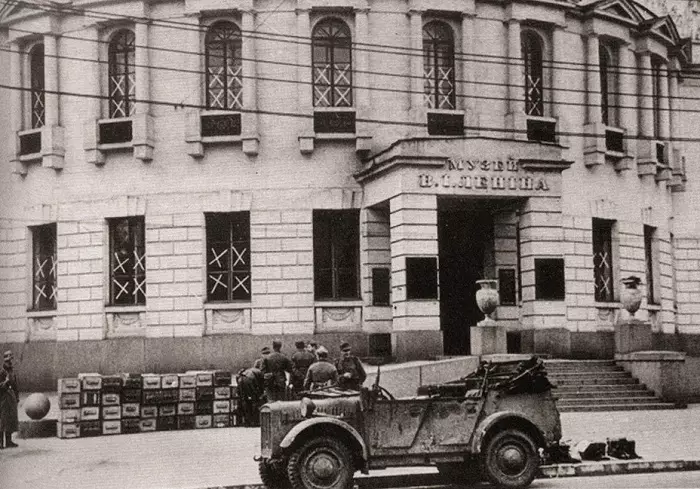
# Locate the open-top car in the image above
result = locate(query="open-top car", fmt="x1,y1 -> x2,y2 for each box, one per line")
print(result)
257,356 -> 561,489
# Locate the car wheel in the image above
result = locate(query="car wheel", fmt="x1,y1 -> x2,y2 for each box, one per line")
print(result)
482,429 -> 539,489
259,459 -> 291,489
436,461 -> 482,484
287,436 -> 353,489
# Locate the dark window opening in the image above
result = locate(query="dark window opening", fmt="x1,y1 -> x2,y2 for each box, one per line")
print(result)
369,333 -> 392,358
313,210 -> 360,300
206,212 -> 251,302
109,216 -> 145,306
522,31 -> 544,117
605,129 -> 624,153
644,225 -> 657,305
31,223 -> 57,311
534,258 -> 565,300
498,268 -> 517,305
201,113 -> 241,137
19,131 -> 42,155
372,267 -> 390,306
406,257 -> 438,300
526,118 -> 556,143
99,119 -> 133,144
29,44 -> 45,129
593,218 -> 615,302
427,112 -> 464,136
314,111 -> 356,133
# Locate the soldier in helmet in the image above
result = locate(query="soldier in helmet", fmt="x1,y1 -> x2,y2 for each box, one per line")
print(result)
0,350 -> 18,448
261,340 -> 292,402
304,347 -> 338,391
290,340 -> 316,398
253,346 -> 271,370
336,341 -> 366,391
236,363 -> 265,427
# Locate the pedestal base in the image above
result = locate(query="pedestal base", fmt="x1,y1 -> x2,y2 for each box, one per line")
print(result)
470,324 -> 507,355
615,318 -> 652,354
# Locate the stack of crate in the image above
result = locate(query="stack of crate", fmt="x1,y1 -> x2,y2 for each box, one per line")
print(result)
56,370 -> 240,438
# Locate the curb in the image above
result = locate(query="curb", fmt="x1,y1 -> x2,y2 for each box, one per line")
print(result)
189,459 -> 700,489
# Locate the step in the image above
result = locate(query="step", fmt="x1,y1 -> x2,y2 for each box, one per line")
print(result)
551,377 -> 639,386
555,390 -> 656,399
558,402 -> 680,412
546,366 -> 625,374
548,370 -> 631,378
555,383 -> 649,392
555,396 -> 663,406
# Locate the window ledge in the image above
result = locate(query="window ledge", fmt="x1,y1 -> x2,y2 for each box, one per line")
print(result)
646,303 -> 662,311
204,302 -> 251,310
595,301 -> 621,308
105,305 -> 146,314
313,107 -> 355,113
19,152 -> 42,163
98,142 -> 133,151
202,135 -> 243,144
26,310 -> 56,318
427,109 -> 464,115
314,300 -> 363,307
315,133 -> 356,141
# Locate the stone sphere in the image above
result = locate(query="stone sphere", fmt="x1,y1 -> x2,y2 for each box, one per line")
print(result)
24,393 -> 51,420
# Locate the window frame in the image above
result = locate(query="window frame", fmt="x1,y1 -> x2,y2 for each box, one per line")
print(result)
311,18 -> 353,108
205,212 -> 251,302
313,209 -> 360,301
651,57 -> 663,139
599,41 -> 619,127
592,218 -> 616,303
521,30 -> 545,117
108,216 -> 146,306
31,223 -> 57,312
107,29 -> 136,119
644,225 -> 659,306
423,20 -> 456,111
204,20 -> 243,111
29,43 -> 45,129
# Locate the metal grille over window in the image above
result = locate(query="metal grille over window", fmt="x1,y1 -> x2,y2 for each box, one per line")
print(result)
109,217 -> 145,305
108,30 -> 136,119
522,32 -> 544,117
205,22 -> 243,110
312,19 -> 353,108
206,213 -> 251,302
30,44 -> 45,129
593,219 -> 614,302
313,210 -> 359,300
423,21 -> 455,110
32,224 -> 56,310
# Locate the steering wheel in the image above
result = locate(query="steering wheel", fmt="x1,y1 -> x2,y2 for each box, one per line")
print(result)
374,385 -> 395,401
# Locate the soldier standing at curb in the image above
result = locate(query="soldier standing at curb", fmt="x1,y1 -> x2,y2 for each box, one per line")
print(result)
304,347 -> 338,391
290,341 -> 316,398
261,340 -> 292,402
336,342 -> 366,391
0,350 -> 19,449
236,365 -> 264,427
253,346 -> 270,370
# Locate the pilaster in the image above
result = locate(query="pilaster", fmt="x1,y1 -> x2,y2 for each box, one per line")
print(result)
241,9 -> 259,156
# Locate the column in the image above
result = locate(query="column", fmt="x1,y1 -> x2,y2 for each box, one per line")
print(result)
658,62 -> 670,141
552,26 -> 567,134
408,9 -> 423,120
9,42 -> 24,174
618,44 -> 636,134
637,51 -> 655,174
354,8 -> 371,152
461,12 -> 476,131
585,33 -> 601,125
43,35 -> 59,128
83,26 -> 104,165
241,9 -> 259,155
507,19 -> 522,116
184,14 -> 203,158
296,7 -> 313,152
133,21 -> 154,161
668,60 -> 683,184
388,194 -> 440,360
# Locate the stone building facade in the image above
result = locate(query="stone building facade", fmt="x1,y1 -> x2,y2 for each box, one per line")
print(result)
1,0 -> 700,387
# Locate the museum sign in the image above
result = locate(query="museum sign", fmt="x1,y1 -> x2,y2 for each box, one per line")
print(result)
418,158 -> 550,192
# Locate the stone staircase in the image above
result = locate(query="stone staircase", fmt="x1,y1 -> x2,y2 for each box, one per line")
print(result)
545,359 -> 682,412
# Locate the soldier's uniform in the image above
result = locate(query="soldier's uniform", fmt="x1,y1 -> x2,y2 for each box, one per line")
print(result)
304,349 -> 338,390
0,351 -> 18,448
236,367 -> 264,427
261,342 -> 292,402
290,341 -> 316,396
336,342 -> 367,391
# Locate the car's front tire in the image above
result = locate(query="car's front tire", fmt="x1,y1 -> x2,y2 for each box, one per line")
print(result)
259,459 -> 291,489
482,429 -> 539,489
287,436 -> 353,489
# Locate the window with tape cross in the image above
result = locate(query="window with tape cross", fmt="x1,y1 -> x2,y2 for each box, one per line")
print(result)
206,213 -> 251,302
108,30 -> 136,119
423,21 -> 455,110
592,218 -> 615,302
312,18 -> 353,108
522,31 -> 544,117
109,217 -> 145,305
29,43 -> 45,129
32,223 -> 56,311
205,21 -> 243,110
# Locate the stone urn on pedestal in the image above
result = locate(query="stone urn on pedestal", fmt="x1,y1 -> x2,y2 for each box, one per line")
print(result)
471,279 -> 506,355
615,275 -> 651,355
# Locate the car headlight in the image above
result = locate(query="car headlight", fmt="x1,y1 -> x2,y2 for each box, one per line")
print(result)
300,397 -> 316,418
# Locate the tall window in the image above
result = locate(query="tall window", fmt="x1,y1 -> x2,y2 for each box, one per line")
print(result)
109,217 -> 145,305
522,31 -> 544,116
32,224 -> 56,311
644,225 -> 658,305
313,210 -> 359,300
651,59 -> 662,139
205,22 -> 243,110
108,30 -> 136,119
29,44 -> 45,129
593,219 -> 615,302
312,19 -> 352,108
423,21 -> 455,110
599,42 -> 618,126
206,213 -> 251,302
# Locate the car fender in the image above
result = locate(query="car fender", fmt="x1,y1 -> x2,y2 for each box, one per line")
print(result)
279,417 -> 369,461
470,411 -> 543,454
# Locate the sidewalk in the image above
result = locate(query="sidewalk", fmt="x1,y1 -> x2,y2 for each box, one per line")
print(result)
3,403 -> 700,489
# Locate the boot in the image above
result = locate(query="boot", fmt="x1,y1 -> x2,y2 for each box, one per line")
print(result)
0,431 -> 5,449
5,432 -> 18,448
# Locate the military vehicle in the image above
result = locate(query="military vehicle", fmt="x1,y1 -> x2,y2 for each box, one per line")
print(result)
257,357 -> 561,489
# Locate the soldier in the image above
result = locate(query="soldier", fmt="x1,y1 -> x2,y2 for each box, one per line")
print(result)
261,340 -> 292,402
335,342 -> 366,391
304,347 -> 338,391
290,341 -> 316,398
0,350 -> 18,449
253,346 -> 271,370
236,365 -> 265,427
306,341 -> 319,359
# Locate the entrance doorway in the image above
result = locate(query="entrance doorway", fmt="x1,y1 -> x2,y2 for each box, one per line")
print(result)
438,202 -> 494,355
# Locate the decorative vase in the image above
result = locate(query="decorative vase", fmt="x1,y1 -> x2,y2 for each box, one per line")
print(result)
620,276 -> 643,318
475,279 -> 499,324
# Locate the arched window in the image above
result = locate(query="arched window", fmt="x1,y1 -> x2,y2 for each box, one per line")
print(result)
312,19 -> 352,107
423,21 -> 455,110
651,58 -> 662,138
205,21 -> 243,110
522,31 -> 544,116
599,42 -> 618,126
108,30 -> 135,119
29,44 -> 45,129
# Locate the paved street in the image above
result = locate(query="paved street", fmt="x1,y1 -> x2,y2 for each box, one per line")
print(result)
2,405 -> 700,489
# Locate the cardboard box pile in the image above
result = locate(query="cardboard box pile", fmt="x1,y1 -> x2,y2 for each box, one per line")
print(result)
57,370 -> 239,438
